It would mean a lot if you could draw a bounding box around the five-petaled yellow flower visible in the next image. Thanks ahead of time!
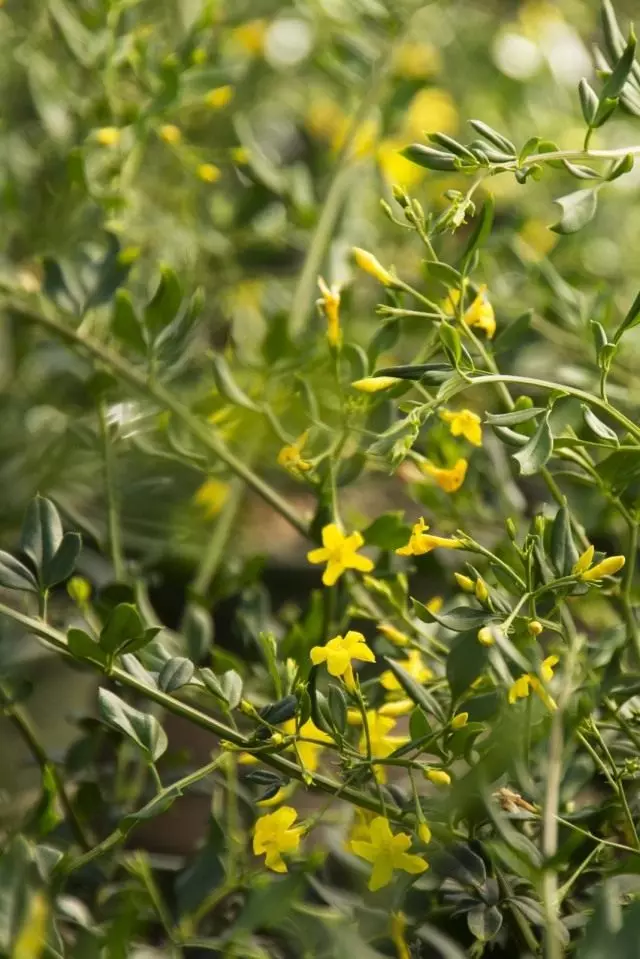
[282,718,333,773]
[317,277,342,348]
[573,545,625,582]
[508,655,559,711]
[380,649,433,691]
[396,517,463,557]
[307,523,374,586]
[350,816,428,891]
[277,431,312,475]
[310,630,375,690]
[446,284,496,338]
[440,409,482,447]
[253,806,303,873]
[354,710,408,783]
[422,458,468,493]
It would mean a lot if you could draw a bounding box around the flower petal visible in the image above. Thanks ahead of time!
[397,852,428,875]
[310,646,328,665]
[350,840,377,863]
[307,547,329,564]
[322,561,345,587]
[321,523,343,549]
[348,553,375,573]
[369,857,394,891]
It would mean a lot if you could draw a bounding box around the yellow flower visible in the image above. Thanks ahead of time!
[528,620,543,636]
[230,20,267,56]
[463,285,496,338]
[197,163,221,183]
[475,578,489,603]
[378,623,410,647]
[508,655,559,711]
[231,146,250,164]
[440,409,482,447]
[307,523,374,586]
[451,712,468,729]
[396,517,463,556]
[455,572,475,593]
[347,808,377,851]
[573,546,625,582]
[95,127,120,146]
[159,124,181,144]
[352,375,402,393]
[310,630,375,690]
[378,138,425,189]
[350,816,428,891]
[332,117,378,158]
[358,711,408,783]
[426,769,452,787]
[378,698,414,717]
[393,41,441,78]
[205,85,234,109]
[277,431,312,475]
[352,248,396,287]
[282,718,332,773]
[390,910,412,959]
[404,88,458,139]
[252,806,303,873]
[381,649,433,691]
[421,458,468,493]
[194,478,230,518]
[317,277,341,348]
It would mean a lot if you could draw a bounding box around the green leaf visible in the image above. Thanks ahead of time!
[613,288,640,343]
[112,290,147,355]
[593,96,618,128]
[423,261,463,287]
[183,603,214,662]
[327,684,347,736]
[468,119,516,155]
[550,189,598,234]
[550,507,579,577]
[0,836,34,952]
[381,656,440,717]
[258,631,282,700]
[98,688,167,761]
[467,905,503,942]
[485,407,545,427]
[99,603,144,655]
[232,873,305,936]
[122,787,183,828]
[578,78,599,125]
[439,321,462,365]
[210,354,260,411]
[601,26,637,100]
[446,633,489,699]
[582,405,618,444]
[461,195,495,271]
[48,0,107,67]
[494,310,532,354]
[607,153,634,182]
[42,531,81,588]
[259,695,297,725]
[21,495,63,574]
[67,628,108,667]
[513,414,553,475]
[362,511,408,550]
[409,706,431,740]
[28,764,62,838]
[0,551,38,592]
[401,144,457,171]
[144,266,183,336]
[414,600,492,632]
[158,657,195,693]
[221,670,243,710]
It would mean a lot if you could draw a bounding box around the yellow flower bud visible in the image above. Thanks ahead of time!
[418,822,432,844]
[95,127,120,146]
[477,626,495,647]
[454,572,474,593]
[159,124,181,144]
[378,623,410,647]
[581,555,626,581]
[67,576,91,605]
[205,85,234,108]
[352,247,396,287]
[426,769,451,787]
[451,712,468,729]
[197,163,221,182]
[352,376,402,393]
[528,620,543,636]
[475,578,489,603]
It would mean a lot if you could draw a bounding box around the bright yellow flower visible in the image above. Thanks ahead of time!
[95,127,120,146]
[352,376,402,393]
[197,163,221,183]
[475,577,489,603]
[508,655,559,711]
[396,517,463,557]
[310,630,375,690]
[159,124,181,144]
[347,808,377,851]
[307,523,374,586]
[352,248,396,287]
[463,285,496,338]
[421,458,468,493]
[350,816,428,891]
[381,649,433,691]
[205,85,234,108]
[358,710,408,783]
[378,623,410,647]
[277,431,312,475]
[425,769,451,787]
[404,88,458,139]
[194,478,230,518]
[378,698,414,717]
[317,277,341,348]
[440,409,482,447]
[455,573,475,593]
[378,138,425,189]
[573,546,625,582]
[451,712,469,729]
[252,806,303,873]
[230,20,267,56]
[282,718,332,773]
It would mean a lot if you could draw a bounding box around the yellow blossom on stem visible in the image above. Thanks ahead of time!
[282,718,332,772]
[440,409,483,447]
[378,698,414,717]
[425,769,451,787]
[307,523,374,586]
[358,710,408,783]
[395,517,463,557]
[197,163,221,182]
[508,655,559,710]
[95,126,120,146]
[204,85,234,108]
[310,630,375,690]
[421,458,468,493]
[417,822,432,844]
[352,248,396,287]
[477,626,495,647]
[252,806,303,873]
[451,712,469,729]
[277,431,312,475]
[381,649,433,691]
[455,572,475,593]
[193,478,230,518]
[463,285,496,338]
[352,375,402,393]
[573,545,625,582]
[378,622,410,647]
[159,124,181,144]
[317,277,342,348]
[350,816,428,891]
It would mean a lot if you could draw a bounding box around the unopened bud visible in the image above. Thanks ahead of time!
[528,620,543,637]
[454,573,474,593]
[477,626,495,647]
[425,769,451,787]
[475,578,489,603]
[451,712,469,729]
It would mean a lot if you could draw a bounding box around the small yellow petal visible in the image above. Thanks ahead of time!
[352,248,396,287]
[352,376,402,393]
[425,769,451,787]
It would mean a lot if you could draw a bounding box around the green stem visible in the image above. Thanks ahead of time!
[98,399,126,582]
[622,520,640,662]
[6,301,309,538]
[0,601,406,824]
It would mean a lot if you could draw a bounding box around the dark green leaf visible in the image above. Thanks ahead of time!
[0,551,38,592]
[485,407,545,426]
[327,684,348,736]
[446,633,489,699]
[232,873,305,935]
[601,27,637,100]
[42,531,81,588]
[607,153,634,181]
[593,96,619,128]
[550,507,579,576]
[67,628,108,668]
[144,266,183,336]
[513,414,553,475]
[259,695,297,725]
[613,288,640,343]
[381,656,438,716]
[414,600,492,632]
[210,354,259,411]
[183,603,214,662]
[401,145,457,171]
[461,195,495,271]
[550,189,598,235]
[21,495,63,574]
[98,688,168,760]
[424,261,463,287]
[122,787,182,828]
[221,670,243,710]
[409,707,431,740]
[99,604,144,655]
[467,905,503,942]
[578,78,599,125]
[428,133,476,160]
[582,405,618,443]
[158,657,195,693]
[362,511,408,550]
[468,119,516,154]
[112,290,147,355]
[439,321,462,365]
